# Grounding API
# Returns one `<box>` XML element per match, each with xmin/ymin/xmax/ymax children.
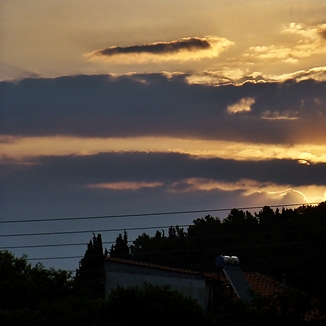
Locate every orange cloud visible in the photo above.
<box><xmin>298</xmin><ymin>159</ymin><xmax>310</xmax><ymax>165</ymax></box>
<box><xmin>168</xmin><ymin>177</ymin><xmax>326</xmax><ymax>204</ymax></box>
<box><xmin>87</xmin><ymin>181</ymin><xmax>163</xmax><ymax>190</ymax></box>
<box><xmin>2</xmin><ymin>136</ymin><xmax>326</xmax><ymax>163</ymax></box>
<box><xmin>244</xmin><ymin>23</ymin><xmax>326</xmax><ymax>63</ymax></box>
<box><xmin>260</xmin><ymin>110</ymin><xmax>299</xmax><ymax>120</ymax></box>
<box><xmin>227</xmin><ymin>97</ymin><xmax>255</xmax><ymax>114</ymax></box>
<box><xmin>186</xmin><ymin>66</ymin><xmax>326</xmax><ymax>86</ymax></box>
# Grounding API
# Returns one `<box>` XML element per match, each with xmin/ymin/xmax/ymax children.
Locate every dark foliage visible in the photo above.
<box><xmin>3</xmin><ymin>202</ymin><xmax>326</xmax><ymax>324</ymax></box>
<box><xmin>0</xmin><ymin>250</ymin><xmax>114</xmax><ymax>325</ymax></box>
<box><xmin>106</xmin><ymin>283</ymin><xmax>209</xmax><ymax>326</ymax></box>
<box><xmin>110</xmin><ymin>230</ymin><xmax>130</xmax><ymax>259</ymax></box>
<box><xmin>130</xmin><ymin>202</ymin><xmax>326</xmax><ymax>306</ymax></box>
<box><xmin>0</xmin><ymin>252</ymin><xmax>209</xmax><ymax>325</ymax></box>
<box><xmin>2</xmin><ymin>227</ymin><xmax>326</xmax><ymax>325</ymax></box>
<box><xmin>76</xmin><ymin>233</ymin><xmax>107</xmax><ymax>297</ymax></box>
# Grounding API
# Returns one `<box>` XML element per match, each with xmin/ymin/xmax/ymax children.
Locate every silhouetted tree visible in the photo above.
<box><xmin>110</xmin><ymin>230</ymin><xmax>131</xmax><ymax>259</ymax></box>
<box><xmin>255</xmin><ymin>205</ymin><xmax>275</xmax><ymax>226</ymax></box>
<box><xmin>0</xmin><ymin>251</ymin><xmax>100</xmax><ymax>324</ymax></box>
<box><xmin>76</xmin><ymin>233</ymin><xmax>107</xmax><ymax>297</ymax></box>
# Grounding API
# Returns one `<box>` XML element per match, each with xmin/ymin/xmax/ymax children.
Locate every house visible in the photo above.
<box><xmin>104</xmin><ymin>256</ymin><xmax>283</xmax><ymax>311</ymax></box>
<box><xmin>104</xmin><ymin>256</ymin><xmax>215</xmax><ymax>309</ymax></box>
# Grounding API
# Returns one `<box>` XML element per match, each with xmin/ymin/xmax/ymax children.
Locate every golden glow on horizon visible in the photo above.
<box><xmin>168</xmin><ymin>178</ymin><xmax>326</xmax><ymax>203</ymax></box>
<box><xmin>87</xmin><ymin>177</ymin><xmax>326</xmax><ymax>203</ymax></box>
<box><xmin>2</xmin><ymin>136</ymin><xmax>326</xmax><ymax>163</ymax></box>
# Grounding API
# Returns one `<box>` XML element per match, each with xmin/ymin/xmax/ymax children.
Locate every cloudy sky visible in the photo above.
<box><xmin>1</xmin><ymin>0</ymin><xmax>326</xmax><ymax>271</ymax></box>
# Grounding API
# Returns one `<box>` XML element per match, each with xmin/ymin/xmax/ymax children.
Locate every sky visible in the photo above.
<box><xmin>1</xmin><ymin>0</ymin><xmax>326</xmax><ymax>271</ymax></box>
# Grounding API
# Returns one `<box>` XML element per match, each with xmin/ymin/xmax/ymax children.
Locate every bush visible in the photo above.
<box><xmin>106</xmin><ymin>283</ymin><xmax>209</xmax><ymax>326</ymax></box>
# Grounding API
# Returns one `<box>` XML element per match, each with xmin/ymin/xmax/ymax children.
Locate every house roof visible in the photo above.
<box><xmin>105</xmin><ymin>257</ymin><xmax>323</xmax><ymax>321</ymax></box>
<box><xmin>245</xmin><ymin>272</ymin><xmax>283</xmax><ymax>297</ymax></box>
<box><xmin>105</xmin><ymin>256</ymin><xmax>283</xmax><ymax>297</ymax></box>
<box><xmin>105</xmin><ymin>256</ymin><xmax>205</xmax><ymax>277</ymax></box>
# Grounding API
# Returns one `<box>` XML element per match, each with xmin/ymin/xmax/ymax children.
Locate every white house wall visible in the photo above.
<box><xmin>104</xmin><ymin>262</ymin><xmax>210</xmax><ymax>309</ymax></box>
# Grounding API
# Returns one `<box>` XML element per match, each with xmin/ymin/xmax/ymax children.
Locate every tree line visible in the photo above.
<box><xmin>2</xmin><ymin>202</ymin><xmax>326</xmax><ymax>324</ymax></box>
<box><xmin>107</xmin><ymin>202</ymin><xmax>326</xmax><ymax>304</ymax></box>
<box><xmin>2</xmin><ymin>249</ymin><xmax>325</xmax><ymax>325</ymax></box>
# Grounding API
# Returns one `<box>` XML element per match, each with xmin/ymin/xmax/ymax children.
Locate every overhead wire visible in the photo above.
<box><xmin>23</xmin><ymin>239</ymin><xmax>326</xmax><ymax>264</ymax></box>
<box><xmin>8</xmin><ymin>231</ymin><xmax>326</xmax><ymax>264</ymax></box>
<box><xmin>0</xmin><ymin>201</ymin><xmax>317</xmax><ymax>239</ymax></box>
<box><xmin>1</xmin><ymin>201</ymin><xmax>324</xmax><ymax>266</ymax></box>
<box><xmin>0</xmin><ymin>224</ymin><xmax>190</xmax><ymax>238</ymax></box>
<box><xmin>0</xmin><ymin>202</ymin><xmax>317</xmax><ymax>224</ymax></box>
<box><xmin>1</xmin><ymin>225</ymin><xmax>326</xmax><ymax>248</ymax></box>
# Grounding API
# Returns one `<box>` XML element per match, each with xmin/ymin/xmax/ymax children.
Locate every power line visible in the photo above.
<box><xmin>1</xmin><ymin>201</ymin><xmax>324</xmax><ymax>268</ymax></box>
<box><xmin>4</xmin><ymin>226</ymin><xmax>324</xmax><ymax>262</ymax></box>
<box><xmin>27</xmin><ymin>255</ymin><xmax>83</xmax><ymax>262</ymax></box>
<box><xmin>0</xmin><ymin>241</ymin><xmax>111</xmax><ymax>250</ymax></box>
<box><xmin>1</xmin><ymin>205</ymin><xmax>325</xmax><ymax>241</ymax></box>
<box><xmin>0</xmin><ymin>224</ymin><xmax>190</xmax><ymax>238</ymax></box>
<box><xmin>0</xmin><ymin>202</ymin><xmax>315</xmax><ymax>225</ymax></box>
<box><xmin>2</xmin><ymin>227</ymin><xmax>325</xmax><ymax>250</ymax></box>
<box><xmin>23</xmin><ymin>240</ymin><xmax>326</xmax><ymax>264</ymax></box>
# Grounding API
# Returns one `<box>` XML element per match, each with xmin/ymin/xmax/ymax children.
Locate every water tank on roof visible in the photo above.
<box><xmin>222</xmin><ymin>255</ymin><xmax>240</xmax><ymax>265</ymax></box>
<box><xmin>218</xmin><ymin>255</ymin><xmax>253</xmax><ymax>303</ymax></box>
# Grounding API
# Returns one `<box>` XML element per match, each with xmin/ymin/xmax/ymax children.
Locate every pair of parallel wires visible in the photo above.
<box><xmin>0</xmin><ymin>202</ymin><xmax>322</xmax><ymax>266</ymax></box>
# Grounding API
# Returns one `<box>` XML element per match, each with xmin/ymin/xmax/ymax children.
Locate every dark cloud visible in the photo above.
<box><xmin>1</xmin><ymin>74</ymin><xmax>326</xmax><ymax>144</ymax></box>
<box><xmin>2</xmin><ymin>151</ymin><xmax>324</xmax><ymax>270</ymax></box>
<box><xmin>96</xmin><ymin>38</ymin><xmax>211</xmax><ymax>56</ymax></box>
<box><xmin>2</xmin><ymin>151</ymin><xmax>324</xmax><ymax>243</ymax></box>
<box><xmin>0</xmin><ymin>165</ymin><xmax>240</xmax><ymax>271</ymax></box>
<box><xmin>2</xmin><ymin>152</ymin><xmax>325</xmax><ymax>188</ymax></box>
